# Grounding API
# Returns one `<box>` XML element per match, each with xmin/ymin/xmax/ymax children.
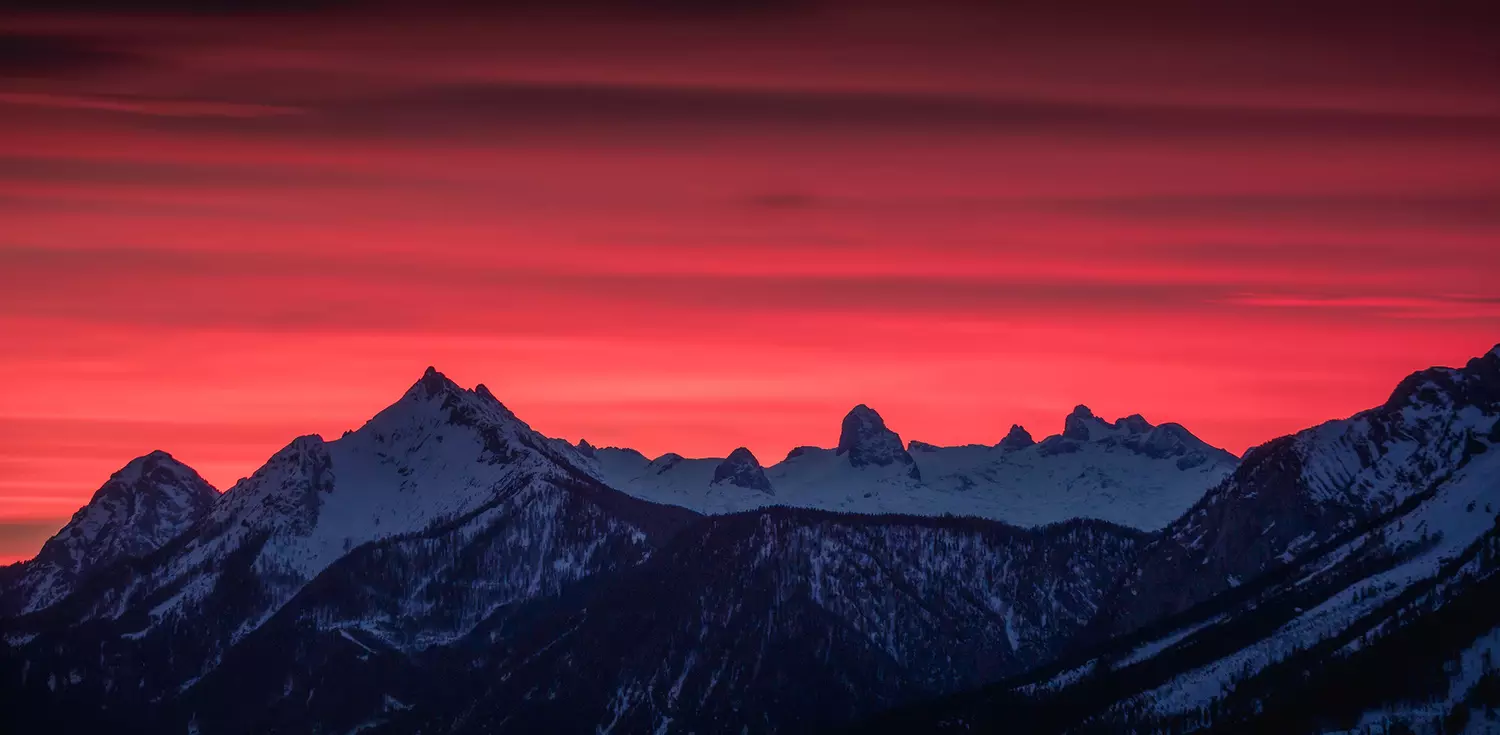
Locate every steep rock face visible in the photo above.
<box><xmin>394</xmin><ymin>509</ymin><xmax>1146</xmax><ymax>735</ymax></box>
<box><xmin>1101</xmin><ymin>346</ymin><xmax>1500</xmax><ymax>638</ymax></box>
<box><xmin>998</xmin><ymin>424</ymin><xmax>1036</xmax><ymax>451</ymax></box>
<box><xmin>0</xmin><ymin>451</ymin><xmax>218</xmax><ymax>616</ymax></box>
<box><xmin>1062</xmin><ymin>405</ymin><xmax>1103</xmax><ymax>441</ymax></box>
<box><xmin>837</xmin><ymin>405</ymin><xmax>921</xmax><ymax>478</ymax></box>
<box><xmin>712</xmin><ymin>447</ymin><xmax>773</xmax><ymax>492</ymax></box>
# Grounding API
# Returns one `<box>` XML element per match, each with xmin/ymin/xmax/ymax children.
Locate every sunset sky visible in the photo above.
<box><xmin>2</xmin><ymin>2</ymin><xmax>1498</xmax><ymax>562</ymax></box>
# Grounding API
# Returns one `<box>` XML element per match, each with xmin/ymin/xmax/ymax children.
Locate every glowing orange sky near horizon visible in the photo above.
<box><xmin>2</xmin><ymin>3</ymin><xmax>1498</xmax><ymax>562</ymax></box>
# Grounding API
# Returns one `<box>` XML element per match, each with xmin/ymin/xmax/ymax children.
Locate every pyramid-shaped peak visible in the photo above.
<box><xmin>388</xmin><ymin>367</ymin><xmax>520</xmax><ymax>429</ymax></box>
<box><xmin>407</xmin><ymin>365</ymin><xmax>465</xmax><ymax>399</ymax></box>
<box><xmin>97</xmin><ymin>450</ymin><xmax>218</xmax><ymax>504</ymax></box>
<box><xmin>22</xmin><ymin>450</ymin><xmax>220</xmax><ymax>607</ymax></box>
<box><xmin>725</xmin><ymin>446</ymin><xmax>761</xmax><ymax>466</ymax></box>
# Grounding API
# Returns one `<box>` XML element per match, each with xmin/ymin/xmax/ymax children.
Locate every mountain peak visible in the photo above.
<box><xmin>7</xmin><ymin>451</ymin><xmax>219</xmax><ymax>614</ymax></box>
<box><xmin>405</xmin><ymin>365</ymin><xmax>466</xmax><ymax>401</ymax></box>
<box><xmin>1383</xmin><ymin>344</ymin><xmax>1500</xmax><ymax>413</ymax></box>
<box><xmin>388</xmin><ymin>366</ymin><xmax>526</xmax><ymax>436</ymax></box>
<box><xmin>1115</xmin><ymin>413</ymin><xmax>1153</xmax><ymax>434</ymax></box>
<box><xmin>713</xmin><ymin>447</ymin><xmax>773</xmax><ymax>493</ymax></box>
<box><xmin>1063</xmin><ymin>405</ymin><xmax>1103</xmax><ymax>440</ymax></box>
<box><xmin>998</xmin><ymin>424</ymin><xmax>1035</xmax><ymax>450</ymax></box>
<box><xmin>94</xmin><ymin>450</ymin><xmax>217</xmax><ymax>506</ymax></box>
<box><xmin>837</xmin><ymin>405</ymin><xmax>919</xmax><ymax>477</ymax></box>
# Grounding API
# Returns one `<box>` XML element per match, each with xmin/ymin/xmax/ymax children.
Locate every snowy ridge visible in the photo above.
<box><xmin>592</xmin><ymin>404</ymin><xmax>1236</xmax><ymax>530</ymax></box>
<box><xmin>876</xmin><ymin>344</ymin><xmax>1500</xmax><ymax>733</ymax></box>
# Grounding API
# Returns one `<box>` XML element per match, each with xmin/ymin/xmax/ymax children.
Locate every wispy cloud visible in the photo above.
<box><xmin>0</xmin><ymin>91</ymin><xmax>303</xmax><ymax>118</ymax></box>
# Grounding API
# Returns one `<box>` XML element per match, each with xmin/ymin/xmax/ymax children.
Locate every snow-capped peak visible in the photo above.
<box><xmin>1382</xmin><ymin>344</ymin><xmax>1500</xmax><ymax>413</ymax></box>
<box><xmin>712</xmin><ymin>447</ymin><xmax>773</xmax><ymax>493</ymax></box>
<box><xmin>2</xmin><ymin>450</ymin><xmax>218</xmax><ymax>614</ymax></box>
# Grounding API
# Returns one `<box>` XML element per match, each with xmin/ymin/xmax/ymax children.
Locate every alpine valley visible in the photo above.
<box><xmin>2</xmin><ymin>345</ymin><xmax>1498</xmax><ymax>735</ymax></box>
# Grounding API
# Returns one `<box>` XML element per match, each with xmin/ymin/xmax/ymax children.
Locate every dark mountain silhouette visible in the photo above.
<box><xmin>2</xmin><ymin>344</ymin><xmax>1496</xmax><ymax>734</ymax></box>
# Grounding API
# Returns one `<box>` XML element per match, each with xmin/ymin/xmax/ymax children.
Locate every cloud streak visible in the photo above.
<box><xmin>0</xmin><ymin>1</ymin><xmax>1496</xmax><ymax>559</ymax></box>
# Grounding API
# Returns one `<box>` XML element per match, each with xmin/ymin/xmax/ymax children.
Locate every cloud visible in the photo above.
<box><xmin>0</xmin><ymin>92</ymin><xmax>303</xmax><ymax>118</ymax></box>
<box><xmin>1220</xmin><ymin>293</ymin><xmax>1500</xmax><ymax>320</ymax></box>
<box><xmin>250</xmin><ymin>82</ymin><xmax>1500</xmax><ymax>144</ymax></box>
<box><xmin>0</xmin><ymin>31</ymin><xmax>150</xmax><ymax>77</ymax></box>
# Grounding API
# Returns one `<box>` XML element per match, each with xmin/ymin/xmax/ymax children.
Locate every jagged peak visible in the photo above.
<box><xmin>998</xmin><ymin>424</ymin><xmax>1035</xmax><ymax>450</ymax></box>
<box><xmin>405</xmin><ymin>365</ymin><xmax>466</xmax><ymax>401</ymax></box>
<box><xmin>381</xmin><ymin>367</ymin><xmax>527</xmax><ymax>439</ymax></box>
<box><xmin>597</xmin><ymin>445</ymin><xmax>648</xmax><ymax>461</ymax></box>
<box><xmin>575</xmin><ymin>439</ymin><xmax>598</xmax><ymax>458</ymax></box>
<box><xmin>402</xmin><ymin>367</ymin><xmax>510</xmax><ymax>413</ymax></box>
<box><xmin>1115</xmin><ymin>413</ymin><xmax>1153</xmax><ymax>434</ymax></box>
<box><xmin>1383</xmin><ymin>344</ymin><xmax>1500</xmax><ymax>412</ymax></box>
<box><xmin>1063</xmin><ymin>405</ymin><xmax>1104</xmax><ymax>440</ymax></box>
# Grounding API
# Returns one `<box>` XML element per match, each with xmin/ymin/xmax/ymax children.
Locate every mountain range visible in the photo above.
<box><xmin>1</xmin><ymin>345</ymin><xmax>1497</xmax><ymax>734</ymax></box>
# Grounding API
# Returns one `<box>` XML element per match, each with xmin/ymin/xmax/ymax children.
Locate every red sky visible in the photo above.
<box><xmin>2</xmin><ymin>2</ymin><xmax>1498</xmax><ymax>562</ymax></box>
